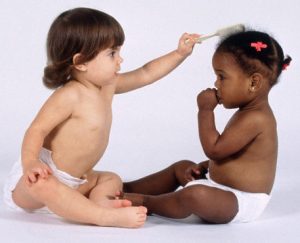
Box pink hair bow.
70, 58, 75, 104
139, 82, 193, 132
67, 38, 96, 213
250, 42, 268, 52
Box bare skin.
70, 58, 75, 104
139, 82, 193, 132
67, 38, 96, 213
122, 52, 277, 224
12, 33, 199, 228
200, 52, 277, 194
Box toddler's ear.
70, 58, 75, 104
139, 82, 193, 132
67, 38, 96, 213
72, 53, 87, 71
249, 73, 263, 92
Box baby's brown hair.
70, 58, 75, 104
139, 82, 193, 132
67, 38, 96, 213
43, 7, 125, 89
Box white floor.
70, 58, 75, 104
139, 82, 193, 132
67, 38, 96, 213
1, 171, 299, 243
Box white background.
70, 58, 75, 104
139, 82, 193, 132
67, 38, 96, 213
0, 0, 299, 242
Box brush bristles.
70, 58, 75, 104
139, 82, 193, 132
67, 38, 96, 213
217, 24, 245, 37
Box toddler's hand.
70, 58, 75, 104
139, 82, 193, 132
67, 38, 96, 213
184, 164, 201, 182
25, 161, 52, 186
197, 88, 219, 111
176, 33, 200, 57
185, 162, 208, 182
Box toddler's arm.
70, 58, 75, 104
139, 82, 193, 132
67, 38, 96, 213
197, 88, 220, 160
115, 33, 199, 94
197, 88, 265, 161
21, 87, 76, 184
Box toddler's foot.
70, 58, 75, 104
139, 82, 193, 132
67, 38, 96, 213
98, 206, 148, 228
116, 192, 153, 215
98, 198, 132, 208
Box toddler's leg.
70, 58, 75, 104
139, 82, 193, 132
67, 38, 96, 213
124, 185, 238, 224
86, 171, 132, 208
124, 160, 197, 195
12, 176, 147, 228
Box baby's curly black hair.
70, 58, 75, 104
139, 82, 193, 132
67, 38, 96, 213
215, 30, 291, 86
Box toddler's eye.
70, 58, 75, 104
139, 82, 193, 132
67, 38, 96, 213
110, 51, 116, 57
219, 74, 225, 81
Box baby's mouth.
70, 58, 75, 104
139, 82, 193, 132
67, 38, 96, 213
215, 90, 221, 104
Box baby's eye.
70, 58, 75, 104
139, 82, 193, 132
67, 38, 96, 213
110, 51, 116, 57
218, 74, 225, 81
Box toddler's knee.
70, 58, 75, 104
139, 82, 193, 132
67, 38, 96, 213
180, 185, 208, 202
109, 171, 122, 181
180, 186, 236, 224
27, 176, 59, 199
102, 171, 122, 184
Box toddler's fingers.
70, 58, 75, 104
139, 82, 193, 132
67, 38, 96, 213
182, 33, 193, 43
36, 168, 46, 179
45, 165, 53, 174
44, 168, 52, 177
192, 33, 201, 37
184, 34, 201, 45
25, 176, 32, 186
190, 33, 201, 40
185, 174, 195, 182
192, 167, 200, 174
43, 169, 49, 177
28, 173, 37, 183
38, 167, 51, 178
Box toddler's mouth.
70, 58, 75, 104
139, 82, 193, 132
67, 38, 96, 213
215, 90, 221, 104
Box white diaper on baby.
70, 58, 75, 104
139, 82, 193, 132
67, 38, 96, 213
3, 147, 87, 213
185, 173, 270, 223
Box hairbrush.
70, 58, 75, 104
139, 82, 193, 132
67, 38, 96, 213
187, 24, 245, 43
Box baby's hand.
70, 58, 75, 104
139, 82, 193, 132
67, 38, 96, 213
176, 33, 200, 57
25, 160, 52, 186
197, 88, 219, 111
185, 163, 208, 182
184, 164, 201, 182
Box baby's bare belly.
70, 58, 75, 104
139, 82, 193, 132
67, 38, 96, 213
44, 136, 109, 178
209, 161, 275, 194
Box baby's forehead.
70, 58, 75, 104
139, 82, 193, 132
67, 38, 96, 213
99, 45, 122, 53
212, 52, 238, 68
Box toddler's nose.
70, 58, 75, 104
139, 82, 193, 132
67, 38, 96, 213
214, 80, 219, 89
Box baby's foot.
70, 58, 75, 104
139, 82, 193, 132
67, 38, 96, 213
98, 206, 148, 228
115, 191, 152, 215
110, 199, 132, 208
98, 198, 132, 208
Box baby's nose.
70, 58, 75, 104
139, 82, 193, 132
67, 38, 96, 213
214, 79, 220, 89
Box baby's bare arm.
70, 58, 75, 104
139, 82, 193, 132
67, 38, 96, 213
115, 33, 199, 94
197, 89, 264, 161
22, 85, 78, 173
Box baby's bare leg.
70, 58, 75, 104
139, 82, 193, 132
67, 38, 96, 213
124, 185, 238, 224
124, 160, 197, 195
12, 176, 147, 228
87, 171, 132, 208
